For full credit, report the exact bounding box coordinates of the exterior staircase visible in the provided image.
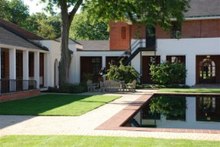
[124,36,156,65]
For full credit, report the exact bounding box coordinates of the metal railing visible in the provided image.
[0,79,37,94]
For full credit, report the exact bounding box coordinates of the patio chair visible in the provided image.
[87,80,98,92]
[99,81,105,92]
[126,80,137,92]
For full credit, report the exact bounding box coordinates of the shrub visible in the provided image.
[150,62,186,85]
[47,83,87,93]
[106,61,140,83]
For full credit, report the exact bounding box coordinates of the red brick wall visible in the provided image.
[110,22,131,51]
[109,22,146,51]
[0,89,40,102]
[156,19,220,38]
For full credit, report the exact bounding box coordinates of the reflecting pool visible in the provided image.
[125,95,220,130]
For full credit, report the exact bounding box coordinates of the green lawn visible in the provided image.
[158,88,220,94]
[0,135,220,147]
[0,94,119,116]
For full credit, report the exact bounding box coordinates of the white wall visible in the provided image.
[157,38,220,86]
[136,38,220,86]
[40,37,220,87]
[40,40,124,86]
[39,40,61,87]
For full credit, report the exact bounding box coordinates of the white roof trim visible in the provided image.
[185,16,220,20]
[0,43,49,53]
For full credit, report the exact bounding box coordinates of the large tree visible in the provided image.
[42,0,189,86]
[70,11,109,40]
[42,0,83,86]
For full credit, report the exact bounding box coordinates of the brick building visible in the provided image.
[1,0,220,101]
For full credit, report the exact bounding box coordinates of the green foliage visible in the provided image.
[149,95,186,120]
[25,13,61,39]
[106,61,139,83]
[48,83,87,93]
[70,11,109,40]
[0,0,61,39]
[84,0,190,29]
[0,0,29,27]
[150,62,186,85]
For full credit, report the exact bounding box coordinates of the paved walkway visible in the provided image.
[1,90,220,141]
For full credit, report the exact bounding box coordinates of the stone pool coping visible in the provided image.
[96,94,220,134]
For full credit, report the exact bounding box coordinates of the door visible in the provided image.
[142,56,160,84]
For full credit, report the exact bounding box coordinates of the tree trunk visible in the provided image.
[58,0,83,87]
[59,2,71,86]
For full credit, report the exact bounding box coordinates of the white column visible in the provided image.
[160,54,166,63]
[44,53,48,87]
[34,51,40,89]
[186,54,196,86]
[75,54,80,83]
[186,97,196,123]
[9,48,16,91]
[23,50,29,90]
[131,53,141,73]
[102,56,106,68]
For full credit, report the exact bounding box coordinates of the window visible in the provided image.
[171,21,181,39]
[121,27,126,39]
[199,56,216,80]
[92,57,101,75]
[150,57,155,64]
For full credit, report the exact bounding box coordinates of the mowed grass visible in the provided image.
[0,94,120,116]
[1,135,220,147]
[158,88,220,94]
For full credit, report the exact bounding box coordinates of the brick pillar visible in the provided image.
[34,52,40,89]
[23,50,29,90]
[9,48,16,92]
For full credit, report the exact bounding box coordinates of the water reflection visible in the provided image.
[127,95,220,130]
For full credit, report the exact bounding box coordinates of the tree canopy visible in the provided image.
[0,0,29,27]
[26,13,61,39]
[70,11,109,40]
[84,0,190,29]
[0,0,61,39]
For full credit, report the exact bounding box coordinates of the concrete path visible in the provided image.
[1,90,220,141]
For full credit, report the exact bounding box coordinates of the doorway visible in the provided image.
[142,56,160,83]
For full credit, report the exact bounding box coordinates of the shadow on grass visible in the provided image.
[0,94,98,129]
[0,94,93,115]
